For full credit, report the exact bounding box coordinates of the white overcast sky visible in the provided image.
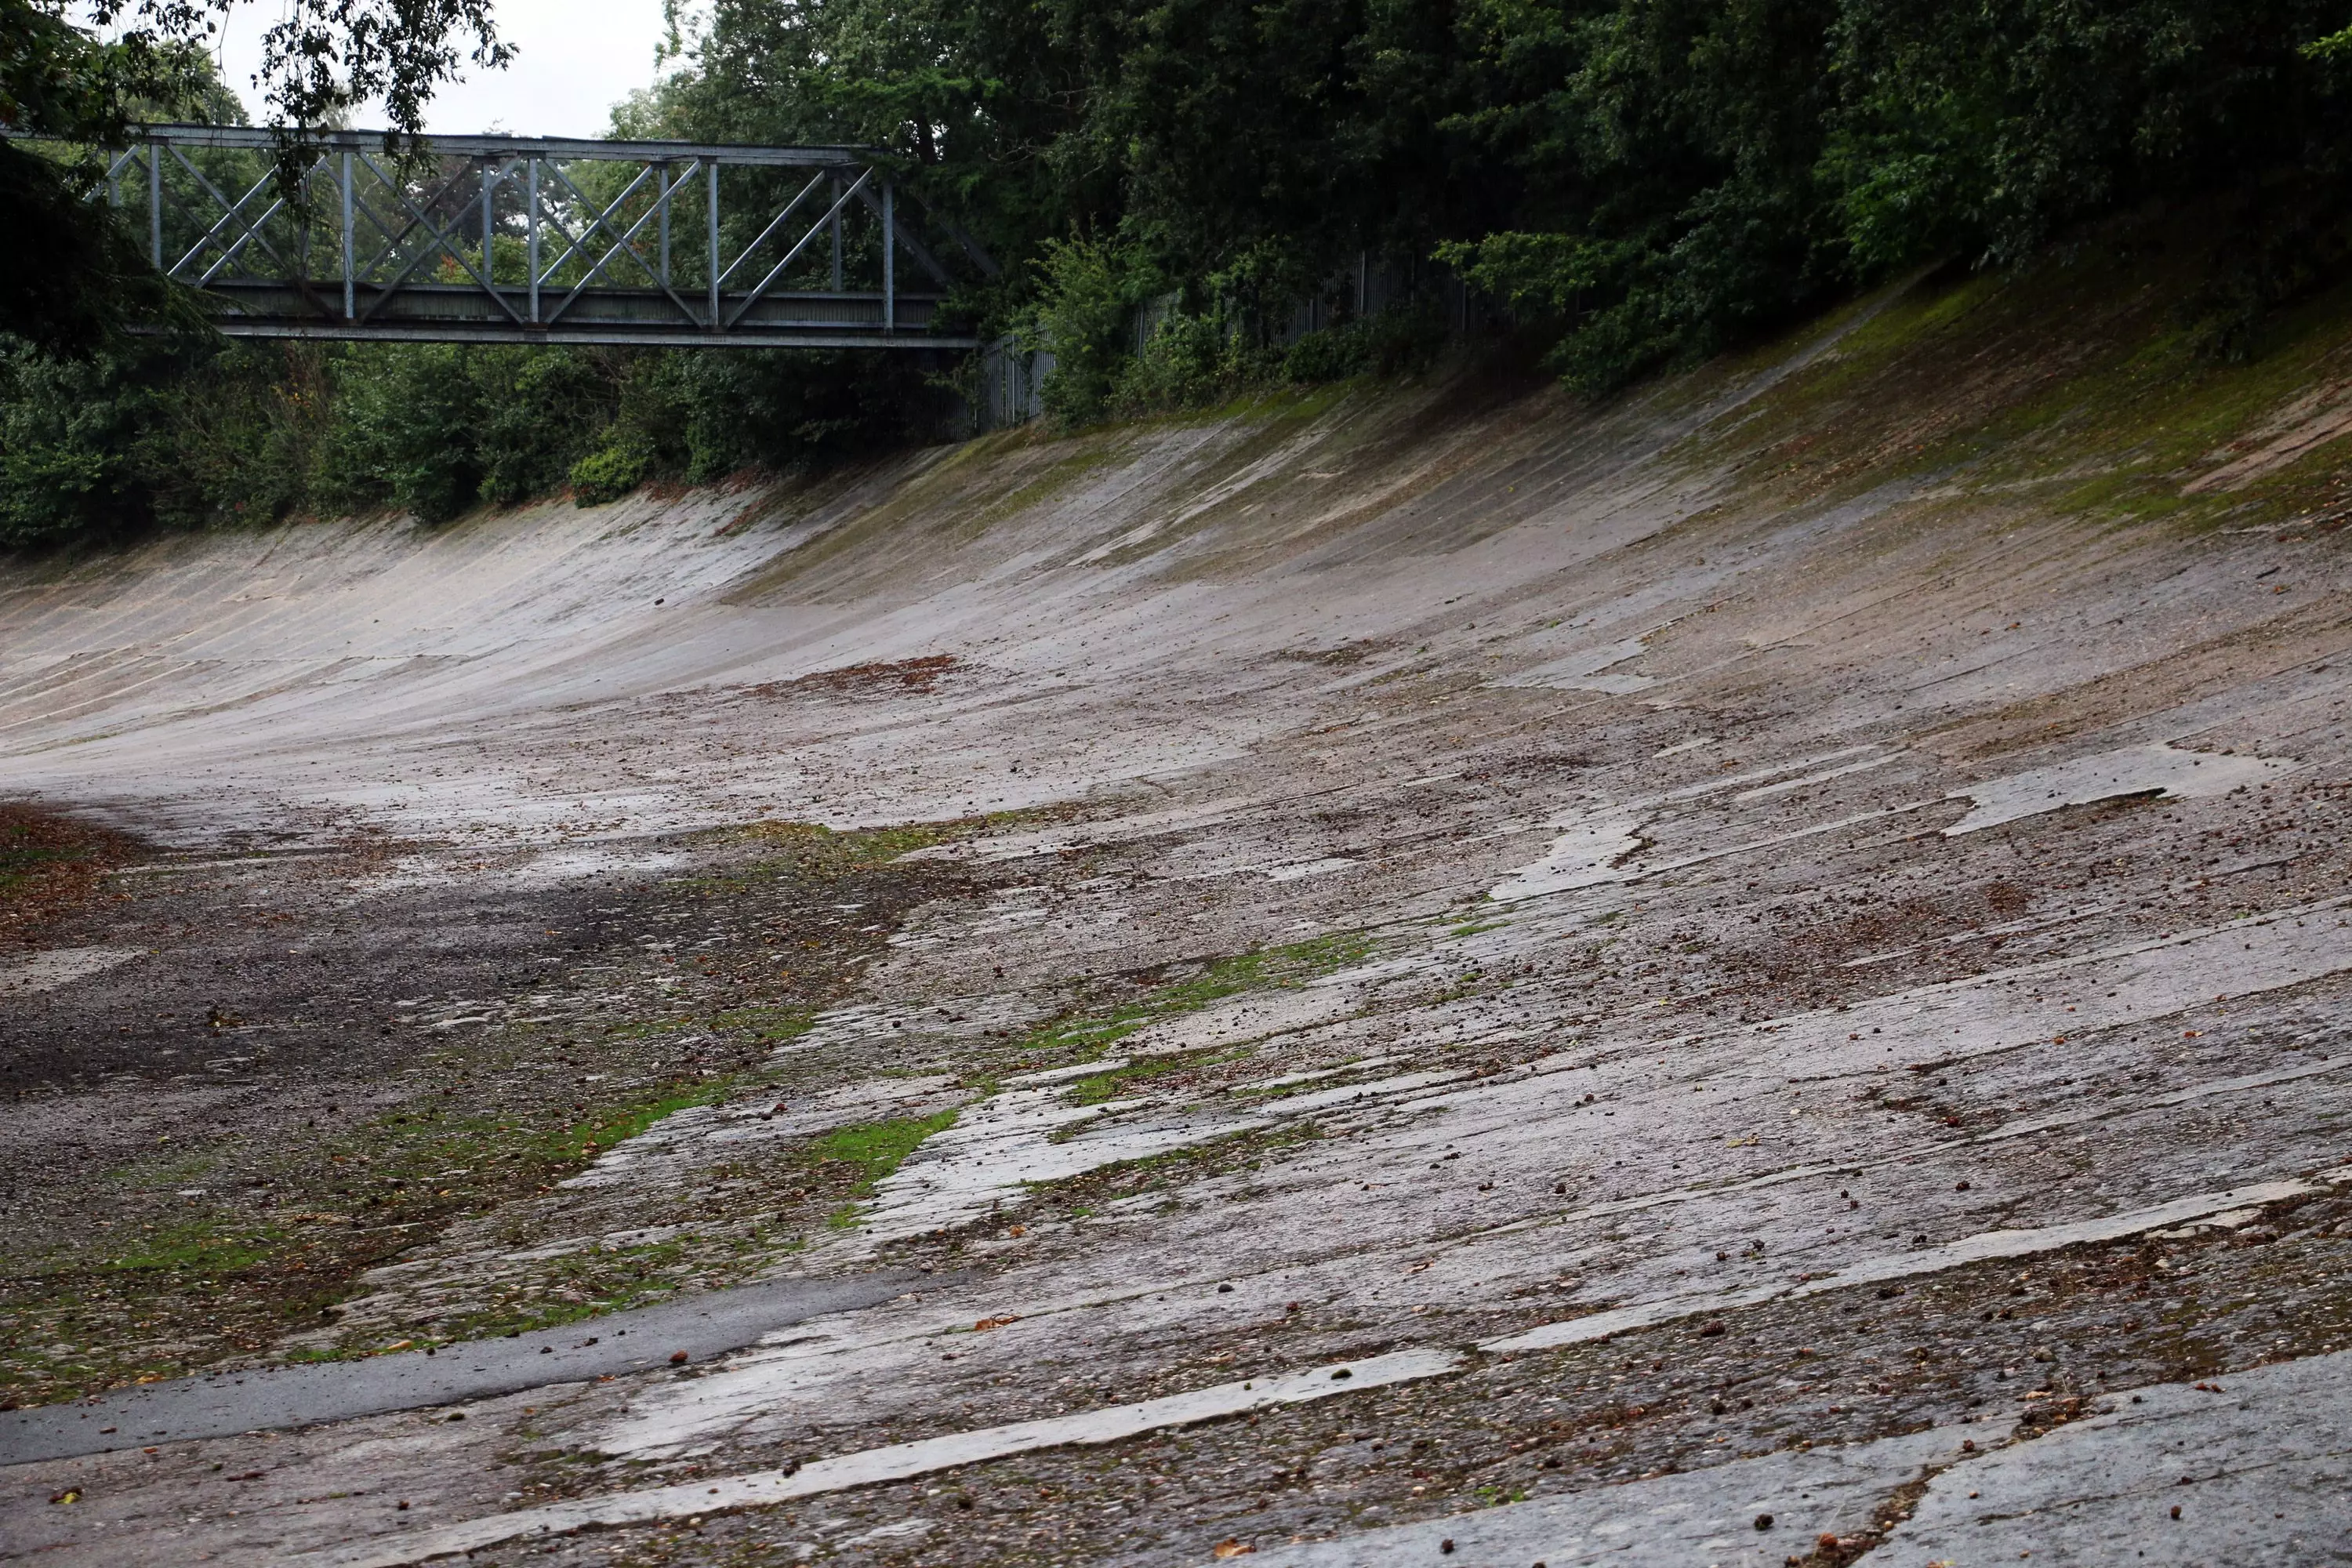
[213,0,678,138]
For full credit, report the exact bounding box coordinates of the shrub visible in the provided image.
[1024,236,1147,427]
[326,346,624,523]
[569,434,655,506]
[1282,303,1449,384]
[1112,310,1268,414]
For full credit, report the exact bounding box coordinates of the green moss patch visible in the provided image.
[810,1109,962,1199]
[992,930,1374,1080]
[535,1087,729,1164]
[1061,1048,1250,1106]
[1670,220,2352,537]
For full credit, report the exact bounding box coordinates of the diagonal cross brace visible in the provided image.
[166,145,307,284]
[724,168,874,328]
[345,165,469,285]
[529,160,659,285]
[851,182,954,290]
[713,169,831,290]
[538,161,708,328]
[343,158,493,292]
[894,185,1000,279]
[351,152,526,326]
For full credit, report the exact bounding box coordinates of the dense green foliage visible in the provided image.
[641,0,2352,394]
[10,0,2352,546]
[0,336,951,539]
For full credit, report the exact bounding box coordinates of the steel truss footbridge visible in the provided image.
[90,125,993,349]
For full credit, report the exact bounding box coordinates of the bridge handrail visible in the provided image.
[108,124,877,169]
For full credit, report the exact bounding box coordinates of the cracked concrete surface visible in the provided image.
[7,264,2352,1565]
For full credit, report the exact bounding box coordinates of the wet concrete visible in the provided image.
[1250,1350,2352,1564]
[1253,1424,1961,1566]
[1871,1351,2352,1565]
[5,266,2352,1565]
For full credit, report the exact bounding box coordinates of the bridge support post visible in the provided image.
[658,160,672,288]
[528,157,542,323]
[706,159,720,329]
[340,151,354,320]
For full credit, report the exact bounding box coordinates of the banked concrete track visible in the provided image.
[5,261,2352,1566]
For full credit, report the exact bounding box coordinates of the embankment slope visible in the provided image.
[4,246,2352,1566]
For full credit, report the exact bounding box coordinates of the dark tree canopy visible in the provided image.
[634,0,2352,385]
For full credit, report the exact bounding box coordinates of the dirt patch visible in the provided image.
[0,819,990,1407]
[0,804,142,950]
[742,655,961,697]
[1270,641,1388,667]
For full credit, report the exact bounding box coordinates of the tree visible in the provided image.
[0,0,510,354]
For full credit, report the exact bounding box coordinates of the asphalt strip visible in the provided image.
[296,1170,2343,1567]
[0,1270,944,1467]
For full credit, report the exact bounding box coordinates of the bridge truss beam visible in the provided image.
[95,125,990,349]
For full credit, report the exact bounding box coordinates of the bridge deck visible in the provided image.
[198,283,972,349]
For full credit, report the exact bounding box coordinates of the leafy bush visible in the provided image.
[1024,236,1147,427]
[1111,310,1273,414]
[0,343,147,546]
[1282,304,1449,384]
[642,350,955,479]
[0,336,330,546]
[324,345,620,523]
[568,433,655,506]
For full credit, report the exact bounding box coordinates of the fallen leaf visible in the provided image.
[1211,1541,1255,1559]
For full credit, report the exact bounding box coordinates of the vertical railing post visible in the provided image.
[148,143,162,268]
[340,151,355,319]
[528,157,541,323]
[829,173,843,292]
[706,158,720,329]
[659,161,672,287]
[882,177,895,333]
[481,158,495,287]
